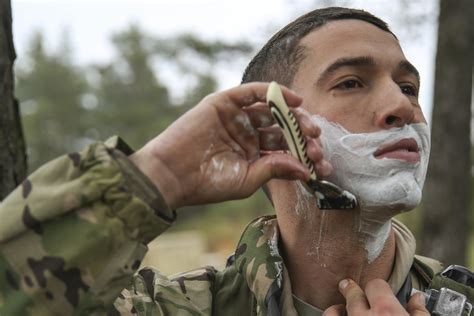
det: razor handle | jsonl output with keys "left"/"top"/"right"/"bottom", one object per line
{"left": 266, "top": 82, "right": 357, "bottom": 210}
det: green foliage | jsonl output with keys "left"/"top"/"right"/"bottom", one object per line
{"left": 89, "top": 25, "right": 175, "bottom": 148}
{"left": 17, "top": 32, "right": 89, "bottom": 167}
{"left": 17, "top": 25, "right": 253, "bottom": 170}
{"left": 153, "top": 33, "right": 253, "bottom": 63}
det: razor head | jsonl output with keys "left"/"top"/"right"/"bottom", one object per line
{"left": 306, "top": 180, "right": 358, "bottom": 210}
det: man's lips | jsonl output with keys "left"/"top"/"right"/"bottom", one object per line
{"left": 373, "top": 138, "right": 420, "bottom": 163}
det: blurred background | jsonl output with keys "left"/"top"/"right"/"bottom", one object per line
{"left": 7, "top": 0, "right": 473, "bottom": 274}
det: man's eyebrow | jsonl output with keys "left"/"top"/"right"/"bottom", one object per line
{"left": 317, "top": 56, "right": 376, "bottom": 86}
{"left": 398, "top": 60, "right": 420, "bottom": 85}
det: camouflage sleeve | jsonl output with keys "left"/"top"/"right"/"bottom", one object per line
{"left": 113, "top": 266, "right": 217, "bottom": 315}
{"left": 0, "top": 136, "right": 176, "bottom": 315}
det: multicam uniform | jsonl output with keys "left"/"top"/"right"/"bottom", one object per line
{"left": 0, "top": 139, "right": 443, "bottom": 315}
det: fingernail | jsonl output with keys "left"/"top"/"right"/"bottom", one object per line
{"left": 339, "top": 279, "right": 349, "bottom": 290}
{"left": 416, "top": 293, "right": 426, "bottom": 305}
{"left": 322, "top": 160, "right": 333, "bottom": 177}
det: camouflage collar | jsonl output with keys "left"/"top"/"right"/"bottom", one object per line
{"left": 233, "top": 215, "right": 283, "bottom": 315}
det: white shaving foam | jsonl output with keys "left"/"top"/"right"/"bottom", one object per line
{"left": 235, "top": 113, "right": 255, "bottom": 136}
{"left": 310, "top": 115, "right": 431, "bottom": 263}
{"left": 200, "top": 132, "right": 243, "bottom": 192}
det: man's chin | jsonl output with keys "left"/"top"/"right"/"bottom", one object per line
{"left": 357, "top": 189, "right": 422, "bottom": 217}
{"left": 386, "top": 201, "right": 420, "bottom": 213}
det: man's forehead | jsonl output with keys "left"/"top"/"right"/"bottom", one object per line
{"left": 297, "top": 19, "right": 409, "bottom": 75}
{"left": 300, "top": 19, "right": 401, "bottom": 52}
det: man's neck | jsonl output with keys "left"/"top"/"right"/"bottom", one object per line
{"left": 275, "top": 186, "right": 396, "bottom": 310}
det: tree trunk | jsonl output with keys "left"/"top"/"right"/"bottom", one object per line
{"left": 0, "top": 0, "right": 27, "bottom": 200}
{"left": 420, "top": 0, "right": 473, "bottom": 265}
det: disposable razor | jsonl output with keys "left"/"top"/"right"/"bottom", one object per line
{"left": 266, "top": 82, "right": 358, "bottom": 210}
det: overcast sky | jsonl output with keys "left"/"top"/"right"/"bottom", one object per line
{"left": 12, "top": 0, "right": 438, "bottom": 122}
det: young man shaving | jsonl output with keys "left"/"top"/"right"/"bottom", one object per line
{"left": 0, "top": 7, "right": 435, "bottom": 316}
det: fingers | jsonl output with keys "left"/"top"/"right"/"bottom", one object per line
{"left": 258, "top": 126, "right": 332, "bottom": 178}
{"left": 290, "top": 107, "right": 332, "bottom": 177}
{"left": 221, "top": 110, "right": 260, "bottom": 161}
{"left": 258, "top": 126, "right": 286, "bottom": 150}
{"left": 323, "top": 304, "right": 345, "bottom": 316}
{"left": 364, "top": 279, "right": 399, "bottom": 308}
{"left": 306, "top": 138, "right": 333, "bottom": 177}
{"left": 252, "top": 105, "right": 322, "bottom": 152}
{"left": 364, "top": 279, "right": 413, "bottom": 315}
{"left": 315, "top": 158, "right": 333, "bottom": 178}
{"left": 338, "top": 279, "right": 369, "bottom": 313}
{"left": 210, "top": 82, "right": 333, "bottom": 181}
{"left": 213, "top": 82, "right": 301, "bottom": 162}
{"left": 406, "top": 293, "right": 429, "bottom": 316}
{"left": 243, "top": 99, "right": 321, "bottom": 133}
{"left": 242, "top": 153, "right": 310, "bottom": 196}
{"left": 243, "top": 103, "right": 275, "bottom": 128}
{"left": 224, "top": 82, "right": 303, "bottom": 109}
{"left": 292, "top": 107, "right": 321, "bottom": 138}
{"left": 339, "top": 279, "right": 425, "bottom": 315}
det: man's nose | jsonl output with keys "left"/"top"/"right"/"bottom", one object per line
{"left": 375, "top": 82, "right": 415, "bottom": 129}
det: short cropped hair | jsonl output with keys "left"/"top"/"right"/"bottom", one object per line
{"left": 242, "top": 7, "right": 395, "bottom": 203}
{"left": 241, "top": 7, "right": 395, "bottom": 87}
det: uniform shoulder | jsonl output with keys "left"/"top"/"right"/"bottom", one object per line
{"left": 410, "top": 254, "right": 444, "bottom": 290}
{"left": 414, "top": 254, "right": 444, "bottom": 275}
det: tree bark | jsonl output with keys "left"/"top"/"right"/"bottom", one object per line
{"left": 420, "top": 0, "right": 473, "bottom": 265}
{"left": 0, "top": 0, "right": 27, "bottom": 200}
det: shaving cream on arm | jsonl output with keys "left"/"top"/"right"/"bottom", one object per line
{"left": 311, "top": 115, "right": 431, "bottom": 262}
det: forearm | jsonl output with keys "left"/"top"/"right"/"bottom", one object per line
{"left": 0, "top": 137, "right": 175, "bottom": 315}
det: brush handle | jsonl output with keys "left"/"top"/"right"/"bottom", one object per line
{"left": 266, "top": 82, "right": 317, "bottom": 183}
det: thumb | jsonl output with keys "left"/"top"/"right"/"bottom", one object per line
{"left": 406, "top": 293, "right": 430, "bottom": 315}
{"left": 322, "top": 304, "right": 345, "bottom": 316}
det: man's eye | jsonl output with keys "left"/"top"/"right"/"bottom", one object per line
{"left": 400, "top": 84, "right": 418, "bottom": 96}
{"left": 335, "top": 79, "right": 363, "bottom": 90}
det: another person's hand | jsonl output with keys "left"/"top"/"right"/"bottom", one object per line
{"left": 323, "top": 279, "right": 429, "bottom": 316}
{"left": 130, "top": 82, "right": 330, "bottom": 209}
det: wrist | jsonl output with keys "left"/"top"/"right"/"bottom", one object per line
{"left": 128, "top": 146, "right": 183, "bottom": 210}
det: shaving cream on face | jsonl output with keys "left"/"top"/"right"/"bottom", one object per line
{"left": 307, "top": 115, "right": 431, "bottom": 262}
{"left": 312, "top": 115, "right": 431, "bottom": 213}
